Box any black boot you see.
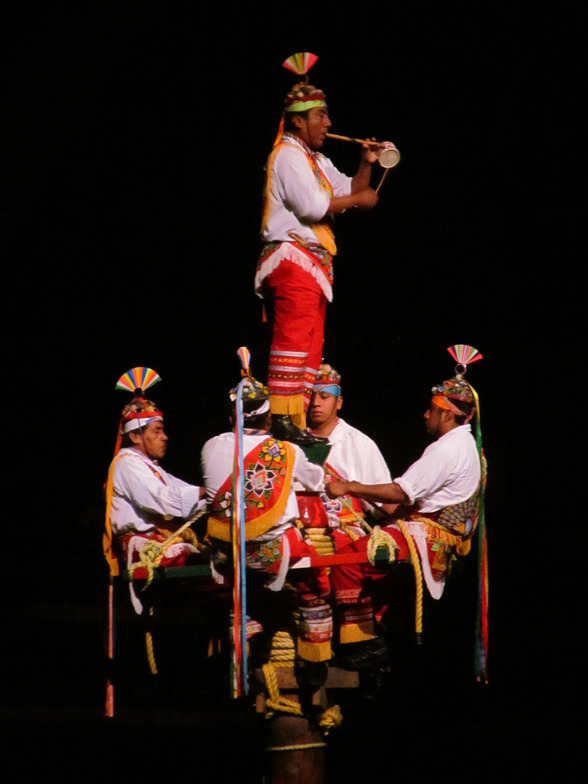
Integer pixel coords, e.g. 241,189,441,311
270,414,328,446
334,636,390,671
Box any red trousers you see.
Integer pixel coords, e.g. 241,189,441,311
263,260,327,420
330,525,410,622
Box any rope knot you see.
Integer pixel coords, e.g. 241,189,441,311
366,525,398,566
319,704,343,735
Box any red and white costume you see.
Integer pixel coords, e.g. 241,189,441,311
202,429,333,660
106,447,208,612
255,133,353,420
108,447,206,558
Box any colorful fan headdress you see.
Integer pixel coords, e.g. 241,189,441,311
113,367,163,456
431,344,482,421
274,52,326,147
282,52,325,112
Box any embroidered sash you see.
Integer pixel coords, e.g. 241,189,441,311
404,488,481,584
207,437,296,542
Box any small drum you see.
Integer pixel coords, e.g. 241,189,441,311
296,491,328,529
377,141,401,169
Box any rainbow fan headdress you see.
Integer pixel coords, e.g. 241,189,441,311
113,367,163,456
115,366,161,395
447,344,483,375
282,51,325,112
282,52,319,78
273,52,326,147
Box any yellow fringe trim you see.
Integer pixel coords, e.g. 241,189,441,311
297,638,332,662
270,396,305,416
339,622,376,644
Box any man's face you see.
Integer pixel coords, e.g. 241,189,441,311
308,391,342,429
131,420,168,460
295,106,331,150
424,402,447,438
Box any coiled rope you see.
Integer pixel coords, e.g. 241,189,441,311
262,632,343,738
304,527,335,555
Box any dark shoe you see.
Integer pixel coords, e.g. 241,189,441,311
294,659,329,689
334,636,390,671
270,415,328,447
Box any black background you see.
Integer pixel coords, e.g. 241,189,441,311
2,1,583,778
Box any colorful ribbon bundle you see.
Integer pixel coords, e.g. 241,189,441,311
231,347,251,697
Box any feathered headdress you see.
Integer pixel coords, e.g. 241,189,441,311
113,366,162,456
229,347,270,419
274,52,326,147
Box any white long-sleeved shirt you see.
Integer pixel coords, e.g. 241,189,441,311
261,136,352,245
394,425,481,514
110,447,206,535
297,417,392,517
255,135,353,302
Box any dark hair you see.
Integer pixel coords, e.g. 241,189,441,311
451,398,475,425
120,429,141,448
245,411,271,429
283,110,309,133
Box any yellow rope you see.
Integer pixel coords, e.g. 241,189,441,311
262,630,343,736
394,519,424,639
266,743,327,752
145,607,158,675
145,632,158,675
319,704,343,735
262,661,304,718
304,528,335,555
268,631,297,665
127,507,208,587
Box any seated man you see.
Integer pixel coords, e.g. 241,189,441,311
103,368,227,693
104,369,218,616
325,367,485,671
304,362,395,548
201,356,333,668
